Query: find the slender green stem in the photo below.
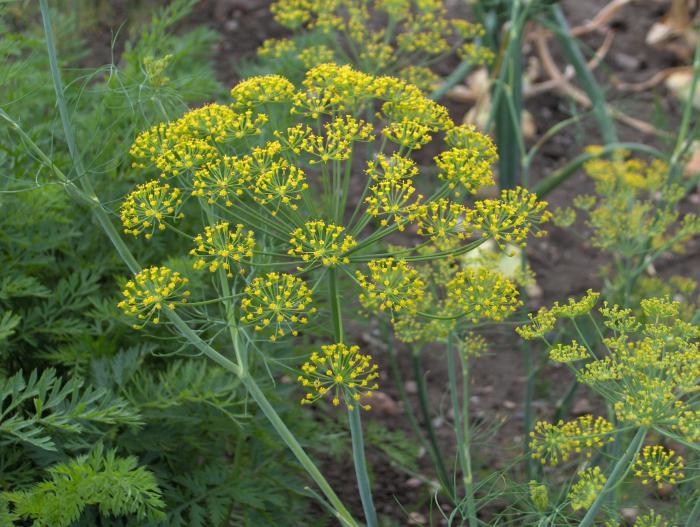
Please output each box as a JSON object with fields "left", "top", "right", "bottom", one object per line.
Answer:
{"left": 411, "top": 347, "right": 454, "bottom": 498}
{"left": 447, "top": 335, "right": 478, "bottom": 526}
{"left": 578, "top": 427, "right": 647, "bottom": 527}
{"left": 385, "top": 332, "right": 454, "bottom": 498}
{"left": 328, "top": 268, "right": 378, "bottom": 527}
{"left": 685, "top": 493, "right": 700, "bottom": 527}
{"left": 549, "top": 5, "right": 617, "bottom": 145}
{"left": 670, "top": 31, "right": 700, "bottom": 179}
{"left": 241, "top": 373, "right": 358, "bottom": 527}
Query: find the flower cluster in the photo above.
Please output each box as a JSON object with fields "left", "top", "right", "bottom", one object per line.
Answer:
{"left": 529, "top": 415, "right": 615, "bottom": 466}
{"left": 356, "top": 258, "right": 425, "bottom": 315}
{"left": 117, "top": 266, "right": 190, "bottom": 328}
{"left": 240, "top": 273, "right": 316, "bottom": 341}
{"left": 471, "top": 188, "right": 552, "bottom": 248}
{"left": 288, "top": 221, "right": 357, "bottom": 267}
{"left": 120, "top": 181, "right": 184, "bottom": 239}
{"left": 446, "top": 268, "right": 521, "bottom": 323}
{"left": 568, "top": 467, "right": 607, "bottom": 511}
{"left": 523, "top": 294, "right": 700, "bottom": 445}
{"left": 633, "top": 445, "right": 685, "bottom": 489}
{"left": 190, "top": 222, "right": 255, "bottom": 276}
{"left": 264, "top": 0, "right": 492, "bottom": 92}
{"left": 298, "top": 343, "right": 380, "bottom": 410}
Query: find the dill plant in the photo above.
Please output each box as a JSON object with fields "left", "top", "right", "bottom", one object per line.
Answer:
{"left": 111, "top": 62, "right": 551, "bottom": 525}
{"left": 253, "top": 0, "right": 493, "bottom": 91}
{"left": 517, "top": 293, "right": 700, "bottom": 526}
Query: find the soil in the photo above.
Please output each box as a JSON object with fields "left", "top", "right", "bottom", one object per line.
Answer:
{"left": 80, "top": 0, "right": 700, "bottom": 524}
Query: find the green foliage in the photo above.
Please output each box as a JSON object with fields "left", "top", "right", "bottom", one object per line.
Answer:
{"left": 3, "top": 444, "right": 165, "bottom": 526}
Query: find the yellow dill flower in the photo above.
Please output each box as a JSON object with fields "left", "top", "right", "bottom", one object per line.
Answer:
{"left": 472, "top": 187, "right": 552, "bottom": 248}
{"left": 552, "top": 289, "right": 601, "bottom": 318}
{"left": 192, "top": 156, "right": 251, "bottom": 207}
{"left": 356, "top": 258, "right": 425, "bottom": 315}
{"left": 153, "top": 138, "right": 219, "bottom": 180}
{"left": 240, "top": 272, "right": 316, "bottom": 341}
{"left": 410, "top": 199, "right": 472, "bottom": 242}
{"left": 274, "top": 124, "right": 314, "bottom": 155}
{"left": 516, "top": 307, "right": 557, "bottom": 340}
{"left": 230, "top": 75, "right": 296, "bottom": 109}
{"left": 298, "top": 44, "right": 336, "bottom": 68}
{"left": 633, "top": 445, "right": 685, "bottom": 489}
{"left": 358, "top": 41, "right": 395, "bottom": 72}
{"left": 458, "top": 332, "right": 488, "bottom": 359}
{"left": 117, "top": 266, "right": 190, "bottom": 328}
{"left": 176, "top": 104, "right": 267, "bottom": 143}
{"left": 288, "top": 221, "right": 357, "bottom": 266}
{"left": 446, "top": 268, "right": 521, "bottom": 323}
{"left": 435, "top": 146, "right": 495, "bottom": 197}
{"left": 270, "top": 0, "right": 313, "bottom": 29}
{"left": 298, "top": 343, "right": 380, "bottom": 410}
{"left": 675, "top": 409, "right": 700, "bottom": 442}
{"left": 377, "top": 0, "right": 410, "bottom": 18}
{"left": 576, "top": 356, "right": 622, "bottom": 385}
{"left": 445, "top": 123, "right": 498, "bottom": 153}
{"left": 257, "top": 37, "right": 297, "bottom": 59}
{"left": 120, "top": 180, "right": 184, "bottom": 239}
{"left": 398, "top": 66, "right": 440, "bottom": 93}
{"left": 613, "top": 381, "right": 679, "bottom": 427}
{"left": 377, "top": 80, "right": 453, "bottom": 131}
{"left": 365, "top": 178, "right": 422, "bottom": 228}
{"left": 634, "top": 510, "right": 670, "bottom": 527}
{"left": 295, "top": 63, "right": 374, "bottom": 116}
{"left": 190, "top": 222, "right": 255, "bottom": 277}
{"left": 397, "top": 12, "right": 451, "bottom": 55}
{"left": 529, "top": 481, "right": 549, "bottom": 513}
{"left": 243, "top": 141, "right": 284, "bottom": 180}
{"left": 549, "top": 341, "right": 589, "bottom": 363}
{"left": 302, "top": 115, "right": 373, "bottom": 163}
{"left": 568, "top": 467, "right": 607, "bottom": 511}
{"left": 130, "top": 122, "right": 182, "bottom": 169}
{"left": 366, "top": 153, "right": 418, "bottom": 181}
{"left": 530, "top": 415, "right": 614, "bottom": 466}
{"left": 383, "top": 119, "right": 432, "bottom": 150}
{"left": 251, "top": 160, "right": 308, "bottom": 215}
{"left": 457, "top": 42, "right": 495, "bottom": 66}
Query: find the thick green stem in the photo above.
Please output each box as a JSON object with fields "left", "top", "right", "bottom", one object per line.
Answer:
{"left": 446, "top": 335, "right": 478, "bottom": 526}
{"left": 578, "top": 427, "right": 647, "bottom": 527}
{"left": 328, "top": 268, "right": 378, "bottom": 527}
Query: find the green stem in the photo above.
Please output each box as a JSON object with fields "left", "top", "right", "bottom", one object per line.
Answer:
{"left": 411, "top": 347, "right": 454, "bottom": 498}
{"left": 328, "top": 268, "right": 378, "bottom": 527}
{"left": 447, "top": 335, "right": 478, "bottom": 526}
{"left": 686, "top": 493, "right": 700, "bottom": 527}
{"left": 577, "top": 427, "right": 647, "bottom": 527}
{"left": 549, "top": 5, "right": 617, "bottom": 145}
{"left": 385, "top": 332, "right": 454, "bottom": 498}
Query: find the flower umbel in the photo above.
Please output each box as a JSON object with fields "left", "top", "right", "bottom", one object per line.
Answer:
{"left": 568, "top": 467, "right": 607, "bottom": 511}
{"left": 288, "top": 221, "right": 357, "bottom": 267}
{"left": 298, "top": 343, "right": 380, "bottom": 410}
{"left": 190, "top": 222, "right": 255, "bottom": 276}
{"left": 118, "top": 266, "right": 190, "bottom": 328}
{"left": 120, "top": 180, "right": 184, "bottom": 239}
{"left": 356, "top": 258, "right": 425, "bottom": 315}
{"left": 633, "top": 445, "right": 685, "bottom": 489}
{"left": 240, "top": 273, "right": 316, "bottom": 341}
